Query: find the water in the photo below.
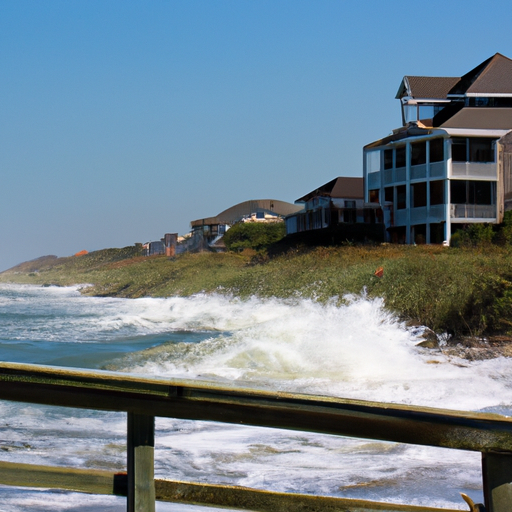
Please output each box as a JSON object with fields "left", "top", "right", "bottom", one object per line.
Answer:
{"left": 1, "top": 283, "right": 512, "bottom": 510}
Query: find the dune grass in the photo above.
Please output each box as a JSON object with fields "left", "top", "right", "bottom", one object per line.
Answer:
{"left": 3, "top": 243, "right": 512, "bottom": 337}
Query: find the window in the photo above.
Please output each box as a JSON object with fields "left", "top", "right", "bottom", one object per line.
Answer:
{"left": 418, "top": 105, "right": 435, "bottom": 120}
{"left": 403, "top": 103, "right": 444, "bottom": 123}
{"left": 411, "top": 182, "right": 427, "bottom": 208}
{"left": 396, "top": 185, "right": 406, "bottom": 210}
{"left": 384, "top": 187, "right": 393, "bottom": 203}
{"left": 384, "top": 149, "right": 393, "bottom": 170}
{"left": 469, "top": 138, "right": 495, "bottom": 163}
{"left": 411, "top": 141, "right": 426, "bottom": 166}
{"left": 396, "top": 146, "right": 406, "bottom": 168}
{"left": 450, "top": 181, "right": 495, "bottom": 205}
{"left": 429, "top": 139, "right": 444, "bottom": 163}
{"left": 452, "top": 138, "right": 467, "bottom": 162}
{"left": 369, "top": 190, "right": 379, "bottom": 203}
{"left": 430, "top": 181, "right": 444, "bottom": 205}
{"left": 467, "top": 97, "right": 512, "bottom": 108}
{"left": 450, "top": 181, "right": 466, "bottom": 204}
{"left": 452, "top": 138, "right": 496, "bottom": 162}
{"left": 366, "top": 151, "right": 381, "bottom": 173}
{"left": 472, "top": 181, "right": 494, "bottom": 204}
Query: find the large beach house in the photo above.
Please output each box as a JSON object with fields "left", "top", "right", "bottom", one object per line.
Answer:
{"left": 363, "top": 53, "right": 512, "bottom": 244}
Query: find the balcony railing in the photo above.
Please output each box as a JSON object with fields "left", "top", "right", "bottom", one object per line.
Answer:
{"left": 450, "top": 204, "right": 496, "bottom": 220}
{"left": 451, "top": 162, "right": 497, "bottom": 179}
{"left": 367, "top": 171, "right": 381, "bottom": 189}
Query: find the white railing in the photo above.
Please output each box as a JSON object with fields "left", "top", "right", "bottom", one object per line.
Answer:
{"left": 450, "top": 204, "right": 496, "bottom": 219}
{"left": 451, "top": 162, "right": 497, "bottom": 179}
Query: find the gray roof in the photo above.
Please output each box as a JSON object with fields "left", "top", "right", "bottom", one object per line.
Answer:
{"left": 296, "top": 177, "right": 363, "bottom": 203}
{"left": 439, "top": 107, "right": 512, "bottom": 129}
{"left": 449, "top": 53, "right": 512, "bottom": 96}
{"left": 396, "top": 76, "right": 460, "bottom": 100}
{"left": 397, "top": 54, "right": 512, "bottom": 100}
{"left": 190, "top": 199, "right": 302, "bottom": 227}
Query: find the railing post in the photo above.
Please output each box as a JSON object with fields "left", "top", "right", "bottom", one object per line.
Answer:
{"left": 127, "top": 413, "right": 155, "bottom": 512}
{"left": 482, "top": 451, "right": 512, "bottom": 512}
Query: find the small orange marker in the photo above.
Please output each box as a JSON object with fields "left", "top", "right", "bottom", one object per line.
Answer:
{"left": 374, "top": 266, "right": 384, "bottom": 278}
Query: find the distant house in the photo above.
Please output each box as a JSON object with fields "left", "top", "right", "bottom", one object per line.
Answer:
{"left": 285, "top": 177, "right": 385, "bottom": 243}
{"left": 185, "top": 199, "right": 303, "bottom": 252}
{"left": 143, "top": 234, "right": 178, "bottom": 257}
{"left": 363, "top": 53, "right": 512, "bottom": 244}
{"left": 143, "top": 240, "right": 165, "bottom": 256}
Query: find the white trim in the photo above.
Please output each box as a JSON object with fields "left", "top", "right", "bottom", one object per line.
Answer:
{"left": 466, "top": 93, "right": 512, "bottom": 97}
{"left": 451, "top": 218, "right": 498, "bottom": 224}
{"left": 402, "top": 99, "right": 451, "bottom": 105}
{"left": 442, "top": 128, "right": 510, "bottom": 137}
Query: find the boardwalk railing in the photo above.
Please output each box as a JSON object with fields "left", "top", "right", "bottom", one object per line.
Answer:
{"left": 0, "top": 362, "right": 511, "bottom": 511}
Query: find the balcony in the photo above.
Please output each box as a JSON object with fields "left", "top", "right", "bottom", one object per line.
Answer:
{"left": 430, "top": 161, "right": 445, "bottom": 178}
{"left": 410, "top": 164, "right": 426, "bottom": 180}
{"left": 450, "top": 204, "right": 496, "bottom": 220}
{"left": 429, "top": 204, "right": 446, "bottom": 222}
{"left": 451, "top": 162, "right": 497, "bottom": 179}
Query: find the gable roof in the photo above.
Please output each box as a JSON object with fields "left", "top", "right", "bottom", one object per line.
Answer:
{"left": 448, "top": 53, "right": 512, "bottom": 96}
{"left": 190, "top": 199, "right": 302, "bottom": 227}
{"left": 296, "top": 177, "right": 363, "bottom": 203}
{"left": 396, "top": 76, "right": 460, "bottom": 100}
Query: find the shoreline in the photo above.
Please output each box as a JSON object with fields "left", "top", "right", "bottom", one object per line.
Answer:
{"left": 3, "top": 245, "right": 512, "bottom": 342}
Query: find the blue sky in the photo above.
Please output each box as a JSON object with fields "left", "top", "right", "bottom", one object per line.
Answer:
{"left": 1, "top": 0, "right": 512, "bottom": 270}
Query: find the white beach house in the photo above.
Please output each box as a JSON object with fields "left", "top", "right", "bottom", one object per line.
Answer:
{"left": 363, "top": 53, "right": 512, "bottom": 244}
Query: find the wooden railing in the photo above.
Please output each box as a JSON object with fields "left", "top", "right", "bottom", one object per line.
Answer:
{"left": 0, "top": 362, "right": 511, "bottom": 511}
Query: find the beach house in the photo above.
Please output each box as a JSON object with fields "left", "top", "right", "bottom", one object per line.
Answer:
{"left": 285, "top": 177, "right": 385, "bottom": 244}
{"left": 185, "top": 199, "right": 302, "bottom": 251}
{"left": 363, "top": 53, "right": 512, "bottom": 244}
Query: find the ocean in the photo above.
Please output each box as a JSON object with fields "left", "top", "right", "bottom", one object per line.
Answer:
{"left": 1, "top": 283, "right": 512, "bottom": 511}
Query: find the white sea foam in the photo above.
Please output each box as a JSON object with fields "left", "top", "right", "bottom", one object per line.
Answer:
{"left": 104, "top": 292, "right": 512, "bottom": 412}
{"left": 1, "top": 285, "right": 509, "bottom": 510}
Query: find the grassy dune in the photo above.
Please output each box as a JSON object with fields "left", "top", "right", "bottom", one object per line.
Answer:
{"left": 2, "top": 244, "right": 512, "bottom": 337}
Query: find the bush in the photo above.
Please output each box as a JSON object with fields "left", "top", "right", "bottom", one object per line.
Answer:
{"left": 450, "top": 224, "right": 494, "bottom": 248}
{"left": 223, "top": 222, "right": 286, "bottom": 252}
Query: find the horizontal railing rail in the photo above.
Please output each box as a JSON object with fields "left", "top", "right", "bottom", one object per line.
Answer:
{"left": 0, "top": 362, "right": 510, "bottom": 511}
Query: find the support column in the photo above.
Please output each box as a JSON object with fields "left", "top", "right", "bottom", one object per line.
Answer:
{"left": 406, "top": 141, "right": 411, "bottom": 244}
{"left": 482, "top": 451, "right": 512, "bottom": 512}
{"left": 127, "top": 413, "right": 155, "bottom": 512}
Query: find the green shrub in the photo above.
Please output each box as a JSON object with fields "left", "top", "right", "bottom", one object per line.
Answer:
{"left": 450, "top": 229, "right": 470, "bottom": 248}
{"left": 451, "top": 224, "right": 494, "bottom": 248}
{"left": 223, "top": 222, "right": 286, "bottom": 252}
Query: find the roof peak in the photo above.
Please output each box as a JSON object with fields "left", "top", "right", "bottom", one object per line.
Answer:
{"left": 448, "top": 53, "right": 512, "bottom": 95}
